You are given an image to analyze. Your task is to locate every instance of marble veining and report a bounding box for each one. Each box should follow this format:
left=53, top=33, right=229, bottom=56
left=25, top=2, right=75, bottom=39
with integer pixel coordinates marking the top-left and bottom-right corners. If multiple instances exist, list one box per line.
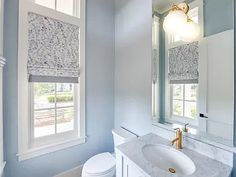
left=116, top=134, right=232, bottom=177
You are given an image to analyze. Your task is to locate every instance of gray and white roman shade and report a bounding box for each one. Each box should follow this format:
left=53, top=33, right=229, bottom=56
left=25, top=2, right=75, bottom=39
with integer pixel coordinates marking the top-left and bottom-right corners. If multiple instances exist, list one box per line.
left=27, top=12, right=80, bottom=83
left=168, top=42, right=199, bottom=84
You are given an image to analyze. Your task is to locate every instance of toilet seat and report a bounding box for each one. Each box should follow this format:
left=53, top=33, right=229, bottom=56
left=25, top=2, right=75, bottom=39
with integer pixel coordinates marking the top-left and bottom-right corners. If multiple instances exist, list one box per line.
left=82, top=152, right=116, bottom=177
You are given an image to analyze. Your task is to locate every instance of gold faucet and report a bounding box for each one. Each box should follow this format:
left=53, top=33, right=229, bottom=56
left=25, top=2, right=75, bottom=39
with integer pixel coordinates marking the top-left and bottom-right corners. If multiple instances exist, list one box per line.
left=171, top=128, right=182, bottom=149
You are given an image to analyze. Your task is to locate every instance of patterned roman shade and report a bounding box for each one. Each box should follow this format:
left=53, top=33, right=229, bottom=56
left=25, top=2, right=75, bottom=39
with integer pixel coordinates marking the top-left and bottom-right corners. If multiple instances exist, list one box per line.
left=27, top=12, right=80, bottom=83
left=168, top=42, right=199, bottom=84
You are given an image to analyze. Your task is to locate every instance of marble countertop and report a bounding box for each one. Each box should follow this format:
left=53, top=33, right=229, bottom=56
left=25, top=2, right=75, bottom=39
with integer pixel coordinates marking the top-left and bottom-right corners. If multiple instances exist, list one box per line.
left=116, top=133, right=232, bottom=177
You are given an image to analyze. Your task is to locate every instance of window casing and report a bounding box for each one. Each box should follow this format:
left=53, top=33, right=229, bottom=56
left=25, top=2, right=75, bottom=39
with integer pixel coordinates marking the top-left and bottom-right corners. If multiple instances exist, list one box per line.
left=18, top=0, right=86, bottom=161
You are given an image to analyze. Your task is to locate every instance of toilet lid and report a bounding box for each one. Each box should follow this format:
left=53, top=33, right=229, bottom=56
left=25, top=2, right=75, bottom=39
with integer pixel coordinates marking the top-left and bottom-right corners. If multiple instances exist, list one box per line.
left=84, top=152, right=116, bottom=175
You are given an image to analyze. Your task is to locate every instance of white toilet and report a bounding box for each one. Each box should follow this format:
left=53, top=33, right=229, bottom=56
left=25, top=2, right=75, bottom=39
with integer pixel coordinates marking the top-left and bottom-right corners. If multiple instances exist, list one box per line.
left=82, top=128, right=137, bottom=177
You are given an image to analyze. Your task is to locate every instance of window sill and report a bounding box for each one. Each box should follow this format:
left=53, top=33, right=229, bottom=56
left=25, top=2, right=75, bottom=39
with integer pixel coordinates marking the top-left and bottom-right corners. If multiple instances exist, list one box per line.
left=17, top=137, right=86, bottom=161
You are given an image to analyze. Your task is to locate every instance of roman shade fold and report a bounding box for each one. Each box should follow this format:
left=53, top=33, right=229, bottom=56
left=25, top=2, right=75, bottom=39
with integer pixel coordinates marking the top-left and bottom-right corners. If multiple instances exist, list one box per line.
left=168, top=42, right=199, bottom=84
left=27, top=12, right=80, bottom=83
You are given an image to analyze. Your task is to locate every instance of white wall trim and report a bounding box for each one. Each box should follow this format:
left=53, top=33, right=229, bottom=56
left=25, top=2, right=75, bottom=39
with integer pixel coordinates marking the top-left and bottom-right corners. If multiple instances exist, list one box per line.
left=17, top=137, right=86, bottom=161
left=54, top=164, right=83, bottom=177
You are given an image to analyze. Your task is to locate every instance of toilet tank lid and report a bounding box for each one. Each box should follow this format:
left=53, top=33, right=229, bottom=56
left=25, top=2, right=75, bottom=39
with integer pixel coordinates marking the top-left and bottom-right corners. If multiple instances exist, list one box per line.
left=112, top=128, right=137, bottom=139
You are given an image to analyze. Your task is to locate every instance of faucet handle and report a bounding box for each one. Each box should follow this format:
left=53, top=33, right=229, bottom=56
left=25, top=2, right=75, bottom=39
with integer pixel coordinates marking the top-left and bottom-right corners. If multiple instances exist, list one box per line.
left=174, top=128, right=181, bottom=132
left=183, top=123, right=189, bottom=133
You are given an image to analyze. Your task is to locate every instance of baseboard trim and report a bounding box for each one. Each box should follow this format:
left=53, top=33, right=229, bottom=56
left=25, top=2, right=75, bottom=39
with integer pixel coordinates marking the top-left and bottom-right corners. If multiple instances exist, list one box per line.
left=54, top=164, right=83, bottom=177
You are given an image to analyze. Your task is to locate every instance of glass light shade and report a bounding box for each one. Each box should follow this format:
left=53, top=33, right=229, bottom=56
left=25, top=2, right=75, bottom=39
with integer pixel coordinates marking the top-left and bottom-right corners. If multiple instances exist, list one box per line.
left=180, top=21, right=200, bottom=42
left=163, top=10, right=187, bottom=35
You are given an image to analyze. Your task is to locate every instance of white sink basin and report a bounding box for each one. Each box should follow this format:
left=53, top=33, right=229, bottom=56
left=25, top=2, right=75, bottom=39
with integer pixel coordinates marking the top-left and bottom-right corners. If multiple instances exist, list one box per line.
left=142, top=144, right=196, bottom=175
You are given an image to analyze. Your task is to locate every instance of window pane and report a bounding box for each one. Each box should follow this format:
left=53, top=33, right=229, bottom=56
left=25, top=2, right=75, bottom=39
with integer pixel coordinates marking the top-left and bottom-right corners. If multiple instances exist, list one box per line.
left=34, top=83, right=55, bottom=110
left=56, top=0, right=74, bottom=16
left=35, top=0, right=55, bottom=9
left=34, top=109, right=55, bottom=138
left=173, top=84, right=183, bottom=100
left=56, top=107, right=74, bottom=133
left=184, top=101, right=197, bottom=119
left=185, top=84, right=197, bottom=101
left=173, top=100, right=183, bottom=116
left=56, top=83, right=74, bottom=108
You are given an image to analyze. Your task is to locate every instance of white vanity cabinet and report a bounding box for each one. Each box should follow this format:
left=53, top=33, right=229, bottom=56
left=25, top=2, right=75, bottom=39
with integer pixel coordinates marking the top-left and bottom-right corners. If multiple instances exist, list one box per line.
left=116, top=151, right=149, bottom=177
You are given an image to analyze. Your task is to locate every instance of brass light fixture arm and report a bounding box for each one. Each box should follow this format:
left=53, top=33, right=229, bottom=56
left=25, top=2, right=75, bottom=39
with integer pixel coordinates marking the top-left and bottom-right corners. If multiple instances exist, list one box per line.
left=171, top=3, right=193, bottom=22
left=171, top=3, right=190, bottom=14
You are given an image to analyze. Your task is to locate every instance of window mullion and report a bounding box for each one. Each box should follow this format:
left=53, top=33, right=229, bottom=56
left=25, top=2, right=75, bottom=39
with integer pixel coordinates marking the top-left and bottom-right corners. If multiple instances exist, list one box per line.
left=55, top=0, right=57, bottom=11
left=73, top=0, right=77, bottom=17
left=73, top=84, right=77, bottom=131
left=31, top=83, right=35, bottom=143
left=55, top=83, right=57, bottom=134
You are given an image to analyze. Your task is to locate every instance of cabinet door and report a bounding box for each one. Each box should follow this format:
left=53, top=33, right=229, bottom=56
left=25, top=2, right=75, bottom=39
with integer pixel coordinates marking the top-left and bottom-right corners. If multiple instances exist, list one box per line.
left=123, top=158, right=147, bottom=177
left=116, top=151, right=123, bottom=177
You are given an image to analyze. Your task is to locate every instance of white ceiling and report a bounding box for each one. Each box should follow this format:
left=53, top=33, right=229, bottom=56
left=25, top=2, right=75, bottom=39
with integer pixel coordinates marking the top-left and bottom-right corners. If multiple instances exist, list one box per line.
left=153, top=0, right=184, bottom=14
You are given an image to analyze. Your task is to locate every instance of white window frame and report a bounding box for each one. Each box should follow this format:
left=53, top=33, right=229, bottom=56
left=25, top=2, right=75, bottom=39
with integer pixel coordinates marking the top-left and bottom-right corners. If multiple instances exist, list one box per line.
left=152, top=15, right=160, bottom=120
left=170, top=84, right=199, bottom=126
left=29, top=83, right=79, bottom=148
left=34, top=0, right=81, bottom=17
left=164, top=0, right=203, bottom=126
left=17, top=0, right=86, bottom=161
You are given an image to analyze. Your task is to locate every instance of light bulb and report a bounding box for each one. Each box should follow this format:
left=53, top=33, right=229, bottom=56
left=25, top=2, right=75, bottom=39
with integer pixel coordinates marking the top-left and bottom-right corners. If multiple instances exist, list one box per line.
left=163, top=10, right=187, bottom=35
left=180, top=21, right=200, bottom=42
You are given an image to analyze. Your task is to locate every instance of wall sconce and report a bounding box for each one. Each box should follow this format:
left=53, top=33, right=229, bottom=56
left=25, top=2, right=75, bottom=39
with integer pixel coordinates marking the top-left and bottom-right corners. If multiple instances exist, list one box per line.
left=163, top=3, right=200, bottom=42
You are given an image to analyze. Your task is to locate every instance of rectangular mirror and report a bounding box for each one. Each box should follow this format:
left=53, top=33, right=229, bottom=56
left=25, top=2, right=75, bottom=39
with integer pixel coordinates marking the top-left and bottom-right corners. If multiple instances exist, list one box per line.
left=152, top=0, right=234, bottom=147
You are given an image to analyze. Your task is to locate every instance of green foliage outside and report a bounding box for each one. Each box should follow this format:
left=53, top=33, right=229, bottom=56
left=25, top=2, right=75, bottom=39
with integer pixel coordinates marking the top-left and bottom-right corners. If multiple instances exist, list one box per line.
left=191, top=108, right=197, bottom=118
left=48, top=94, right=73, bottom=103
left=173, top=103, right=182, bottom=116
left=34, top=83, right=55, bottom=96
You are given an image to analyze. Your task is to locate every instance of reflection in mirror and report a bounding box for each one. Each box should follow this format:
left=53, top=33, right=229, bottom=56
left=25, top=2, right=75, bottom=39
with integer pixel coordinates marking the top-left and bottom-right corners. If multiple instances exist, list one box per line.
left=152, top=0, right=234, bottom=147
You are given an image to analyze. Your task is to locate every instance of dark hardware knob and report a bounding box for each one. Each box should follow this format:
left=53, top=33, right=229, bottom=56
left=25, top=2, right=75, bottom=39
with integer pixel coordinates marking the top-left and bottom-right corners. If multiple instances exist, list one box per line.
left=199, top=113, right=208, bottom=118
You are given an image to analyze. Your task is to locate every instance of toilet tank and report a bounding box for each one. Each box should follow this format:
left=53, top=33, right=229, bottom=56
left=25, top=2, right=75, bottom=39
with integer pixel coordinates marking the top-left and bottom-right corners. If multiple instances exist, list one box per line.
left=112, top=128, right=137, bottom=147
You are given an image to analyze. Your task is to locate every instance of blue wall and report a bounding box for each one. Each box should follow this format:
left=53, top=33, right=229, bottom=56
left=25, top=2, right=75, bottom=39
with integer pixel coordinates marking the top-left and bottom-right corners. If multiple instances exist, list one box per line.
left=204, top=0, right=234, bottom=37
left=3, top=0, right=115, bottom=177
left=114, top=0, right=153, bottom=136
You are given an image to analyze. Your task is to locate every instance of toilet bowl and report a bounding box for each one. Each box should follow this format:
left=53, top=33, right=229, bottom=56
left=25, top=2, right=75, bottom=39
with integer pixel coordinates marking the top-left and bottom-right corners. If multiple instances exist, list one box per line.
left=81, top=128, right=137, bottom=177
left=82, top=153, right=116, bottom=177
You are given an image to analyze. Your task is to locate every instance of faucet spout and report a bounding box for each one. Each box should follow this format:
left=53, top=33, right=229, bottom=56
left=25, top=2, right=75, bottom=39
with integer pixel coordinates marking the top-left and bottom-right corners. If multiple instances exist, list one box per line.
left=171, top=138, right=179, bottom=145
left=171, top=128, right=183, bottom=149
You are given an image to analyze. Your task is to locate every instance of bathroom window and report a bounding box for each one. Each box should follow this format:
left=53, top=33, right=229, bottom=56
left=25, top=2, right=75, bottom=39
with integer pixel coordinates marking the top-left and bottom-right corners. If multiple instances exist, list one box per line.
left=17, top=0, right=85, bottom=161
left=34, top=0, right=80, bottom=17
left=170, top=84, right=198, bottom=123
left=30, top=83, right=79, bottom=147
